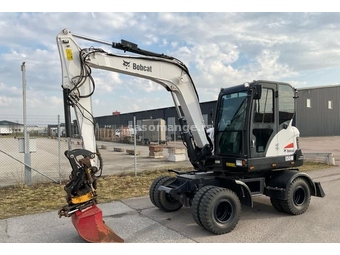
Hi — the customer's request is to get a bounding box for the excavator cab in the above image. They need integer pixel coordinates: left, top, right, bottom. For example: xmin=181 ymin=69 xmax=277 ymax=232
xmin=214 ymin=80 xmax=303 ymax=173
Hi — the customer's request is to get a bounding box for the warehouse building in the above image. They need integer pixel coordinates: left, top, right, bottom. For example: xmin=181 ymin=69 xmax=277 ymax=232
xmin=95 ymin=101 xmax=216 ymax=141
xmin=296 ymin=85 xmax=340 ymax=137
xmin=0 ymin=120 xmax=23 ymax=135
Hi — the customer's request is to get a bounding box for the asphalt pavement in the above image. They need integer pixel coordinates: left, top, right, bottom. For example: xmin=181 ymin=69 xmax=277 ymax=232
xmin=1 ymin=136 xmax=340 ymax=246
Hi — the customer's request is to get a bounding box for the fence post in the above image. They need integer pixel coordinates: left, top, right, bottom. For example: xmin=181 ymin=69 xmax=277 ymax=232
xmin=134 ymin=115 xmax=137 ymax=176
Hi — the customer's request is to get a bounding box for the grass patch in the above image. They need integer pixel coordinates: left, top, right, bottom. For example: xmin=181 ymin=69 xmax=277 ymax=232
xmin=0 ymin=162 xmax=333 ymax=220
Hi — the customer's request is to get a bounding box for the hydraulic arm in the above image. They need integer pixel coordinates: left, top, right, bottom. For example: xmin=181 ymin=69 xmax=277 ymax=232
xmin=57 ymin=28 xmax=212 ymax=167
xmin=56 ymin=28 xmax=212 ymax=242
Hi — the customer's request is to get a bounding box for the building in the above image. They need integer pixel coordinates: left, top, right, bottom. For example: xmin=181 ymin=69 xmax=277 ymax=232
xmin=47 ymin=123 xmax=67 ymax=137
xmin=296 ymin=85 xmax=340 ymax=137
xmin=95 ymin=101 xmax=217 ymax=141
xmin=0 ymin=120 xmax=48 ymax=136
xmin=0 ymin=120 xmax=23 ymax=135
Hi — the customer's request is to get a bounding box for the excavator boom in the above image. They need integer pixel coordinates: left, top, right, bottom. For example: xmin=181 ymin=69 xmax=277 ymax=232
xmin=56 ymin=28 xmax=212 ymax=242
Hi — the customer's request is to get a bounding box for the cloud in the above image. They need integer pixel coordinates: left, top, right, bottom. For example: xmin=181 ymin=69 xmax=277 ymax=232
xmin=1 ymin=12 xmax=340 ymax=124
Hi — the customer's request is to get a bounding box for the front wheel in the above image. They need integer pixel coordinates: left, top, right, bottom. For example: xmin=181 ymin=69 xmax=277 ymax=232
xmin=281 ymin=177 xmax=311 ymax=215
xmin=149 ymin=176 xmax=183 ymax=212
xmin=149 ymin=176 xmax=169 ymax=206
xmin=195 ymin=186 xmax=241 ymax=235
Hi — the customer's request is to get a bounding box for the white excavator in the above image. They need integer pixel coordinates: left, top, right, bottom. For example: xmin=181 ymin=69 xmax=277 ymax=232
xmin=56 ymin=28 xmax=325 ymax=243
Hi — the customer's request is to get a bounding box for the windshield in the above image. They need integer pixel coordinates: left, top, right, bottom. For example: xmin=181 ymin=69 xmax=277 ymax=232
xmin=217 ymin=91 xmax=248 ymax=131
xmin=216 ymin=91 xmax=248 ymax=155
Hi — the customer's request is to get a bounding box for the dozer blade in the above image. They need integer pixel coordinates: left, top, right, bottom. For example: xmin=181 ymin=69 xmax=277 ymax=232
xmin=71 ymin=204 xmax=124 ymax=243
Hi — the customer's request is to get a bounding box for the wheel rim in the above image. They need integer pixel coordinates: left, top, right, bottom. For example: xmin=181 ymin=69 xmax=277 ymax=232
xmin=164 ymin=192 xmax=177 ymax=203
xmin=293 ymin=186 xmax=306 ymax=206
xmin=214 ymin=199 xmax=233 ymax=223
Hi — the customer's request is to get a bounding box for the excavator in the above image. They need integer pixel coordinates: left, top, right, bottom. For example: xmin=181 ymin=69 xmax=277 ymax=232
xmin=56 ymin=28 xmax=325 ymax=243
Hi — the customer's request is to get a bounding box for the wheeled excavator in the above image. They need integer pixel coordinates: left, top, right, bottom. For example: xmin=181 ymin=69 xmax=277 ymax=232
xmin=56 ymin=28 xmax=325 ymax=243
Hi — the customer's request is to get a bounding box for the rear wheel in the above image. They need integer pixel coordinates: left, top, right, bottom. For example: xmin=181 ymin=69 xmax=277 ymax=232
xmin=196 ymin=186 xmax=241 ymax=235
xmin=270 ymin=198 xmax=285 ymax=213
xmin=149 ymin=176 xmax=182 ymax=212
xmin=191 ymin=186 xmax=216 ymax=226
xmin=281 ymin=177 xmax=311 ymax=215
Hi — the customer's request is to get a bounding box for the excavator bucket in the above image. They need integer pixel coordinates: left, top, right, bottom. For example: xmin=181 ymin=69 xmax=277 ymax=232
xmin=71 ymin=205 xmax=124 ymax=243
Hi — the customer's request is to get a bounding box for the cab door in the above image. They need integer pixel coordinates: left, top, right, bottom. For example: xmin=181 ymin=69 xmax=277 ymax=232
xmin=250 ymin=82 xmax=278 ymax=158
xmin=275 ymin=83 xmax=297 ymax=157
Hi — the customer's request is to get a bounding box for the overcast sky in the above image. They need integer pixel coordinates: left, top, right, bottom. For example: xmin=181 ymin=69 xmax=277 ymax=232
xmin=1 ymin=3 xmax=340 ymax=125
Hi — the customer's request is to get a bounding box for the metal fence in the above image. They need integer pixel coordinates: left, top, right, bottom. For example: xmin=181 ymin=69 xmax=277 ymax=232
xmin=0 ymin=130 xmax=133 ymax=188
xmin=0 ymin=115 xmax=74 ymax=187
xmin=0 ymin=135 xmax=77 ymax=188
xmin=0 ymin=115 xmax=192 ymax=188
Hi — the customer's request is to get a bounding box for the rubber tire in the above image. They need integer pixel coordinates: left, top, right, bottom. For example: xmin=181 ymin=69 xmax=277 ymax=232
xmin=191 ymin=186 xmax=216 ymax=227
xmin=281 ymin=177 xmax=311 ymax=215
xmin=150 ymin=176 xmax=183 ymax=212
xmin=197 ymin=187 xmax=241 ymax=235
xmin=149 ymin=176 xmax=170 ymax=206
xmin=270 ymin=198 xmax=285 ymax=213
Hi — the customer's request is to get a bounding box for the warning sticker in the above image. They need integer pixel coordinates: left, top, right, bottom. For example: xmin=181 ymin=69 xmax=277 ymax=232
xmin=66 ymin=48 xmax=73 ymax=61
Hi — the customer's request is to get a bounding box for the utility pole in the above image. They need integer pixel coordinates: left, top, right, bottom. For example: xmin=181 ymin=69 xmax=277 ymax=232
xmin=21 ymin=62 xmax=32 ymax=185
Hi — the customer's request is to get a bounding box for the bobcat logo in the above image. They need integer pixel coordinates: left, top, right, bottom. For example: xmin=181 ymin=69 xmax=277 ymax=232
xmin=123 ymin=60 xmax=130 ymax=69
xmin=284 ymin=142 xmax=294 ymax=153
